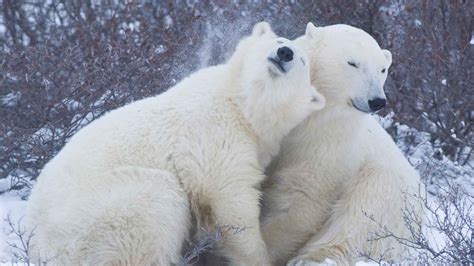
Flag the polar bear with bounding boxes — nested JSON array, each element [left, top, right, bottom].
[[261, 23, 423, 265], [25, 22, 325, 265]]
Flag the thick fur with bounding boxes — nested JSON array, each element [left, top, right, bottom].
[[261, 23, 423, 265], [25, 22, 325, 265]]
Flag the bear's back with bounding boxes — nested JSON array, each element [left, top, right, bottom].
[[34, 65, 237, 187]]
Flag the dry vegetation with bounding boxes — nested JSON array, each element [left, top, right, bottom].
[[1, 1, 472, 193]]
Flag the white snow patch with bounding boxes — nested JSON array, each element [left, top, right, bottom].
[[128, 21, 140, 32], [155, 44, 167, 55], [375, 112, 473, 194], [63, 99, 81, 112], [6, 73, 18, 82], [0, 191, 29, 263], [379, 3, 404, 16], [31, 127, 63, 143], [164, 15, 173, 29], [414, 19, 422, 27], [0, 92, 21, 107]]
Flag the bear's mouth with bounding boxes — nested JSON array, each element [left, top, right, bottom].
[[268, 57, 286, 73], [350, 99, 370, 113]]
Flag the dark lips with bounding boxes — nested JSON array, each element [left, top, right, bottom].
[[351, 100, 370, 113], [268, 57, 286, 73]]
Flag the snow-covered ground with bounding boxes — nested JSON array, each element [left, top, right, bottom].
[[1, 114, 472, 264], [0, 190, 29, 264]]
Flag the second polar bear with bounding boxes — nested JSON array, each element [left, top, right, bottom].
[[261, 23, 423, 265], [25, 22, 325, 265]]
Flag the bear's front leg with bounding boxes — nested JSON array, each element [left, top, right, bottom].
[[288, 162, 419, 266], [210, 183, 271, 266]]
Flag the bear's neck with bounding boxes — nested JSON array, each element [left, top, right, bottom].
[[310, 101, 368, 127], [224, 94, 280, 168], [224, 64, 295, 167], [234, 88, 297, 167]]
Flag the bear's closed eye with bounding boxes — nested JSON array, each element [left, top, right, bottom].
[[347, 61, 359, 68]]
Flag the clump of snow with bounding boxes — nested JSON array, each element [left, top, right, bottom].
[[414, 19, 422, 27], [155, 44, 167, 55], [0, 178, 13, 193], [375, 112, 473, 194], [379, 3, 404, 16], [164, 15, 173, 29], [0, 92, 21, 107], [63, 99, 81, 112], [31, 126, 64, 144]]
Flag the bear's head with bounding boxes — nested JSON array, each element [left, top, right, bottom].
[[296, 22, 392, 113], [229, 22, 325, 144]]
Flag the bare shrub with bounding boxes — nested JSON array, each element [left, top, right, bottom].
[[378, 0, 473, 164], [361, 179, 473, 265], [4, 214, 35, 265], [1, 1, 471, 193], [0, 1, 204, 193]]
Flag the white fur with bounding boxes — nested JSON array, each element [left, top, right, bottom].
[[261, 23, 423, 265], [25, 22, 325, 265]]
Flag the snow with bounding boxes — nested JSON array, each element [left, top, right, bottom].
[[155, 44, 167, 55], [414, 19, 422, 27], [0, 191, 28, 264], [375, 112, 473, 187], [379, 3, 404, 16], [164, 15, 173, 29], [470, 35, 474, 45], [64, 99, 81, 112], [0, 92, 21, 107]]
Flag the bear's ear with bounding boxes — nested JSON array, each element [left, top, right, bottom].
[[305, 22, 323, 42], [382, 49, 392, 65], [251, 22, 275, 37]]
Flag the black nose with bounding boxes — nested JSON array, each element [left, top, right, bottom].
[[368, 98, 386, 112], [277, 46, 293, 62]]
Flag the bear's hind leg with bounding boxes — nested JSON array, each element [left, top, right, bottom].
[[76, 167, 191, 265]]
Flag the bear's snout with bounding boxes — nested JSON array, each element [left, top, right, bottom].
[[368, 98, 386, 112], [277, 46, 294, 62]]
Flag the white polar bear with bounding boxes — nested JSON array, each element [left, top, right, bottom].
[[261, 23, 423, 265], [25, 22, 325, 265]]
